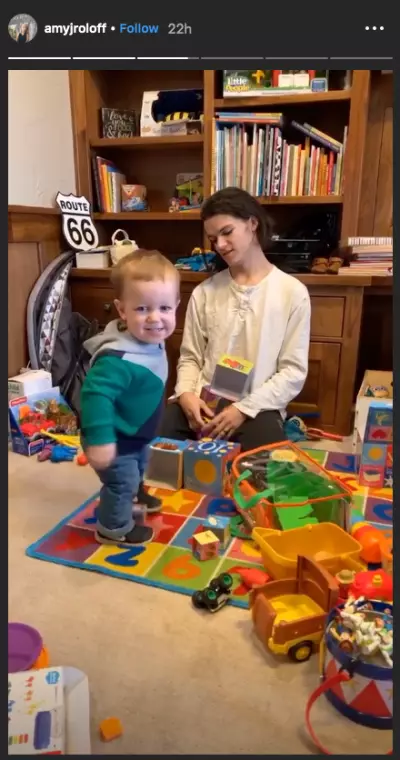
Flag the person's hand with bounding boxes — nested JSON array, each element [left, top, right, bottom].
[[201, 405, 246, 440], [86, 443, 117, 471], [178, 392, 214, 432]]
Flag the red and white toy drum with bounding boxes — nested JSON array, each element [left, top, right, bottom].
[[306, 600, 392, 754]]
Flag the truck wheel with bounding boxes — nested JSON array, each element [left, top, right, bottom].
[[204, 588, 219, 610], [210, 573, 233, 593], [289, 641, 313, 662], [217, 573, 233, 592], [192, 591, 206, 609]]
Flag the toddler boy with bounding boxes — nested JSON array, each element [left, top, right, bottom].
[[81, 249, 180, 545]]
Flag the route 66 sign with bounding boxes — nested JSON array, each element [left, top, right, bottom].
[[55, 192, 99, 251]]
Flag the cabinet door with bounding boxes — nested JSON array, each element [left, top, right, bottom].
[[165, 331, 182, 398], [70, 283, 117, 327], [288, 342, 341, 427]]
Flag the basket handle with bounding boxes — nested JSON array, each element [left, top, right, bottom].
[[305, 671, 392, 755], [111, 229, 130, 244], [232, 469, 272, 511]]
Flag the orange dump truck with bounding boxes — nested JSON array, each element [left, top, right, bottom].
[[249, 556, 339, 662]]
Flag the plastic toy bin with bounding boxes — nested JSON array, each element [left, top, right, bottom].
[[231, 441, 353, 531], [252, 523, 363, 580]]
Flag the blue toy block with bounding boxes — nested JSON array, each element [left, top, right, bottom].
[[204, 514, 231, 547], [364, 401, 393, 442], [184, 438, 241, 496], [359, 401, 393, 488], [145, 437, 190, 491]]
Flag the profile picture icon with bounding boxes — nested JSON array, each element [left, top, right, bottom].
[[8, 13, 37, 43]]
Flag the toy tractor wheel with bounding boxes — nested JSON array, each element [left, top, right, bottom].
[[204, 588, 219, 610], [215, 573, 233, 592], [192, 591, 206, 609], [289, 641, 313, 663]]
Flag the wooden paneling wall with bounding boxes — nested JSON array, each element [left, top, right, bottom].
[[8, 207, 62, 376], [358, 71, 393, 236]]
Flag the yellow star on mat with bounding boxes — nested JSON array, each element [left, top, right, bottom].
[[159, 491, 194, 512]]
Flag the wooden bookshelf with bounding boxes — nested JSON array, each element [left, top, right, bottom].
[[68, 69, 376, 434], [70, 69, 370, 248], [215, 90, 351, 108], [90, 135, 203, 150], [257, 195, 343, 206], [93, 210, 201, 221]]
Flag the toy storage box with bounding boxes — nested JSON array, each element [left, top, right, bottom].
[[358, 400, 392, 488], [9, 388, 77, 457], [352, 370, 392, 453], [231, 441, 353, 531]]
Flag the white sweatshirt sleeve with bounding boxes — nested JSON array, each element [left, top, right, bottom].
[[174, 288, 206, 397], [234, 292, 311, 418]]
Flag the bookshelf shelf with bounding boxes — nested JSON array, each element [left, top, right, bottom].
[[93, 210, 201, 221], [90, 135, 203, 150], [257, 195, 343, 206], [214, 91, 352, 109]]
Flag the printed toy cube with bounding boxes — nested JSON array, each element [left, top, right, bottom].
[[200, 385, 224, 412], [210, 355, 254, 402], [359, 401, 393, 488], [145, 438, 189, 491], [204, 515, 231, 548], [184, 439, 241, 496], [192, 530, 220, 561]]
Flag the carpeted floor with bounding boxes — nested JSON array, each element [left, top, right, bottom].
[[8, 449, 392, 755]]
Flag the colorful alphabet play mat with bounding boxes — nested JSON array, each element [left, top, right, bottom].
[[26, 450, 392, 608]]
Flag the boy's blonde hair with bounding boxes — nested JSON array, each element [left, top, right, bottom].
[[111, 249, 180, 298]]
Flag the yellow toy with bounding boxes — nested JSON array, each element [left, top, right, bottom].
[[40, 430, 81, 449]]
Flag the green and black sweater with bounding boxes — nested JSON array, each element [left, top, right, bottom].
[[81, 320, 168, 454]]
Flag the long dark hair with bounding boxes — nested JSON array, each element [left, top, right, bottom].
[[201, 187, 272, 253]]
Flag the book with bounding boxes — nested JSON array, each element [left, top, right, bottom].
[[92, 156, 126, 212], [291, 121, 341, 153], [214, 116, 346, 197]]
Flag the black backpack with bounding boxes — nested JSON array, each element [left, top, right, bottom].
[[26, 250, 98, 421]]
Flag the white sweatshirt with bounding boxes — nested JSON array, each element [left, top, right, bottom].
[[174, 266, 311, 418]]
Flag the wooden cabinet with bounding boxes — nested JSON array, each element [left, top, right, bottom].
[[70, 270, 374, 435], [289, 342, 341, 425]]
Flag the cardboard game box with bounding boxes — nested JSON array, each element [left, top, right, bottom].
[[9, 388, 78, 457], [223, 70, 320, 97], [8, 666, 90, 754]]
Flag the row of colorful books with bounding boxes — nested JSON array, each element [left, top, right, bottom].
[[339, 237, 393, 276], [91, 155, 126, 213], [211, 115, 347, 198]]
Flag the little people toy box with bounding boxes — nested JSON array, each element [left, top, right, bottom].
[[9, 388, 78, 457]]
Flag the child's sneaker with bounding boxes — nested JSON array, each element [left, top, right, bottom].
[[96, 525, 154, 546], [135, 483, 162, 513]]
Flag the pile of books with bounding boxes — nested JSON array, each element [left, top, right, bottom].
[[212, 114, 347, 197], [91, 155, 126, 212], [339, 237, 393, 276]]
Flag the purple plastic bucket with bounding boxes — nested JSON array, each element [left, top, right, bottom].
[[8, 622, 43, 673]]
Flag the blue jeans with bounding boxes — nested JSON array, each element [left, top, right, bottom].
[[95, 450, 147, 539]]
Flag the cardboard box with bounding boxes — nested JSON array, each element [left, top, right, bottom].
[[8, 370, 52, 402], [9, 388, 78, 457], [144, 438, 189, 491], [210, 355, 254, 403], [353, 370, 393, 452], [8, 666, 90, 754], [358, 400, 392, 489]]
